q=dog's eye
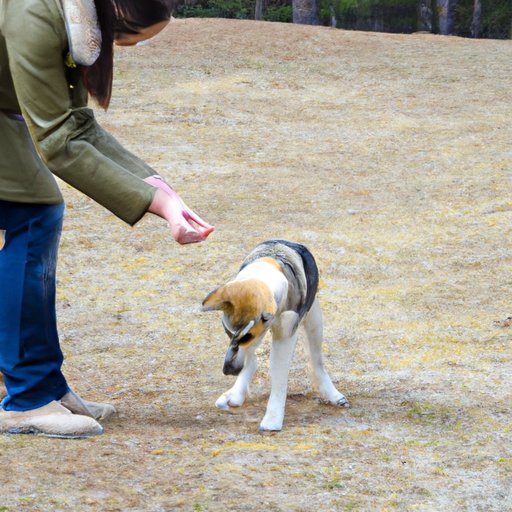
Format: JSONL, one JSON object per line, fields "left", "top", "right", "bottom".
{"left": 238, "top": 333, "right": 253, "bottom": 345}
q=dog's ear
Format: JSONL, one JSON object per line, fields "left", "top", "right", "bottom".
{"left": 202, "top": 286, "right": 231, "bottom": 312}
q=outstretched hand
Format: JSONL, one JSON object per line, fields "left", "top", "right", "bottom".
{"left": 144, "top": 176, "right": 214, "bottom": 244}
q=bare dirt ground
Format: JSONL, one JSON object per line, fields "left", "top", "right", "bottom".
{"left": 1, "top": 18, "right": 512, "bottom": 512}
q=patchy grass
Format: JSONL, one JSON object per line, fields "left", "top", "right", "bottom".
{"left": 1, "top": 19, "right": 511, "bottom": 512}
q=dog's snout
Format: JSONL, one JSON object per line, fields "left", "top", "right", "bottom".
{"left": 223, "top": 344, "right": 243, "bottom": 376}
{"left": 223, "top": 361, "right": 242, "bottom": 376}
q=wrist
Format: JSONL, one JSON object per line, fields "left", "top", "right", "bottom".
{"left": 144, "top": 175, "right": 176, "bottom": 197}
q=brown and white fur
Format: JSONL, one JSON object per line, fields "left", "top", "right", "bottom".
{"left": 202, "top": 239, "right": 348, "bottom": 432}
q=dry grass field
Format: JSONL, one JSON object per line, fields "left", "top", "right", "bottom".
{"left": 1, "top": 18, "right": 512, "bottom": 512}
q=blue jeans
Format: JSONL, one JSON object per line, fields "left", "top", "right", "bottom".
{"left": 0, "top": 200, "right": 69, "bottom": 411}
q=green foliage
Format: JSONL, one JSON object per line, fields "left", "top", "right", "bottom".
{"left": 319, "top": 0, "right": 418, "bottom": 33}
{"left": 176, "top": 0, "right": 253, "bottom": 19}
{"left": 264, "top": 4, "right": 293, "bottom": 22}
{"left": 175, "top": 0, "right": 512, "bottom": 39}
{"left": 177, "top": 0, "right": 293, "bottom": 21}
{"left": 477, "top": 0, "right": 501, "bottom": 36}
{"left": 455, "top": 0, "right": 512, "bottom": 38}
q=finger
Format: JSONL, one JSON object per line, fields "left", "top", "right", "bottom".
{"left": 176, "top": 230, "right": 207, "bottom": 244}
{"left": 183, "top": 217, "right": 214, "bottom": 239}
{"left": 170, "top": 221, "right": 208, "bottom": 244}
{"left": 183, "top": 209, "right": 214, "bottom": 229}
{"left": 196, "top": 225, "right": 215, "bottom": 238}
{"left": 185, "top": 215, "right": 214, "bottom": 232}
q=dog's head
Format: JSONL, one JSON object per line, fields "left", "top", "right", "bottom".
{"left": 202, "top": 279, "right": 276, "bottom": 375}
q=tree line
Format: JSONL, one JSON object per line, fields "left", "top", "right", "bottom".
{"left": 175, "top": 0, "right": 512, "bottom": 39}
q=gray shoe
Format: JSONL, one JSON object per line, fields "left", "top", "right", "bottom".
{"left": 0, "top": 401, "right": 103, "bottom": 438}
{"left": 60, "top": 389, "right": 116, "bottom": 421}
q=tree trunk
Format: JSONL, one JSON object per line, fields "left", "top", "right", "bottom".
{"left": 470, "top": 0, "right": 481, "bottom": 38}
{"left": 418, "top": 0, "right": 433, "bottom": 32}
{"left": 437, "top": 0, "right": 457, "bottom": 35}
{"left": 254, "top": 0, "right": 264, "bottom": 21}
{"left": 292, "top": 0, "right": 319, "bottom": 25}
{"left": 330, "top": 5, "right": 337, "bottom": 28}
{"left": 372, "top": 6, "right": 384, "bottom": 32}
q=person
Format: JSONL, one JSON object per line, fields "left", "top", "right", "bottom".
{"left": 0, "top": 0, "right": 214, "bottom": 438}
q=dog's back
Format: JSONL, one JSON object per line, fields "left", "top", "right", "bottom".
{"left": 239, "top": 239, "right": 319, "bottom": 322}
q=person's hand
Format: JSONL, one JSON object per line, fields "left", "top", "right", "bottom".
{"left": 144, "top": 176, "right": 214, "bottom": 244}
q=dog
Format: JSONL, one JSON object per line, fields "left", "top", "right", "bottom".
{"left": 202, "top": 239, "right": 348, "bottom": 431}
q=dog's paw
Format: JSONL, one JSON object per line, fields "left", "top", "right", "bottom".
{"left": 332, "top": 393, "right": 349, "bottom": 408}
{"left": 259, "top": 413, "right": 283, "bottom": 432}
{"left": 215, "top": 392, "right": 245, "bottom": 411}
{"left": 215, "top": 398, "right": 231, "bottom": 411}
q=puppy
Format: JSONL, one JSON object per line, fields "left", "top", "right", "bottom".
{"left": 202, "top": 239, "right": 348, "bottom": 431}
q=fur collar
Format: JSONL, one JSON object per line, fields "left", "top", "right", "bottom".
{"left": 62, "top": 0, "right": 101, "bottom": 66}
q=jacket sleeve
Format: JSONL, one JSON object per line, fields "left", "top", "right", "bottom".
{"left": 3, "top": 0, "right": 156, "bottom": 226}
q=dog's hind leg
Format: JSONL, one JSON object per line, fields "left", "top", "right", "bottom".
{"left": 304, "top": 299, "right": 349, "bottom": 407}
{"left": 215, "top": 346, "right": 258, "bottom": 410}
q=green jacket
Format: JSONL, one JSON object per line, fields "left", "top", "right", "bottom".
{"left": 0, "top": 0, "right": 156, "bottom": 225}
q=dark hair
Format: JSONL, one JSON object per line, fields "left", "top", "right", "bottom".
{"left": 81, "top": 0, "right": 173, "bottom": 109}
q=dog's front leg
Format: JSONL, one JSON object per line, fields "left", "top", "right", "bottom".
{"left": 215, "top": 346, "right": 258, "bottom": 410}
{"left": 260, "top": 311, "right": 299, "bottom": 432}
